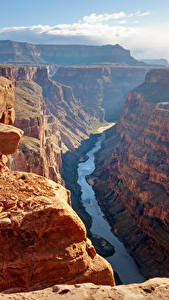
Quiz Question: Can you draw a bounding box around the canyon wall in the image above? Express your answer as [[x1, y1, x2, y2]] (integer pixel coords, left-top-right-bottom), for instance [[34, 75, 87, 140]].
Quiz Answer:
[[0, 65, 93, 183], [0, 64, 150, 187], [0, 76, 115, 292], [53, 65, 150, 121], [92, 68, 169, 278]]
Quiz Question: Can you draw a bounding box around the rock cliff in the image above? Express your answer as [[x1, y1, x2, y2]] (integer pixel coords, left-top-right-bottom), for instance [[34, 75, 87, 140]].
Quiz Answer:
[[0, 64, 150, 185], [0, 76, 115, 291], [92, 68, 169, 278], [0, 65, 92, 183], [0, 41, 143, 65], [52, 65, 150, 121]]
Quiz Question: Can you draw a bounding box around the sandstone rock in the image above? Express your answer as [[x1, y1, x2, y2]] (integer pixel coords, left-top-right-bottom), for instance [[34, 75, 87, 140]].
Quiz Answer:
[[0, 278, 168, 299], [0, 169, 114, 291], [0, 124, 23, 155], [0, 76, 15, 125], [0, 66, 91, 184]]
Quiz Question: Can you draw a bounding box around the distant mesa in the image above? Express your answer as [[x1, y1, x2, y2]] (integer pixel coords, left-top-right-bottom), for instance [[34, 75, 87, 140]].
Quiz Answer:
[[0, 40, 144, 66]]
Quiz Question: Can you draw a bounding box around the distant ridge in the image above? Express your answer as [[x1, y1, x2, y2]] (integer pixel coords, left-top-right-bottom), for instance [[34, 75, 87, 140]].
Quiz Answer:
[[0, 40, 144, 66], [141, 58, 169, 66]]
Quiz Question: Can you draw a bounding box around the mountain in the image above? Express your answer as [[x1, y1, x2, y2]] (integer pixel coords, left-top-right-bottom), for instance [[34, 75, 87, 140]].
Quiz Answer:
[[0, 40, 144, 66], [91, 68, 169, 278]]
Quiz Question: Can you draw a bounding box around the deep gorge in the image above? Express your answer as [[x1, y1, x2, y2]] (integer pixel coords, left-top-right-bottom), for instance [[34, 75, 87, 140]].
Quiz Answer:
[[0, 43, 169, 296]]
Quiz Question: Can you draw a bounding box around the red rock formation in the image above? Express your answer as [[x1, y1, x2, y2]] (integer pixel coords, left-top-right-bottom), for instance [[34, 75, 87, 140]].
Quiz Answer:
[[92, 68, 169, 278], [0, 73, 115, 292], [0, 124, 23, 154], [0, 278, 169, 299], [0, 66, 91, 184], [0, 168, 114, 291], [0, 64, 151, 183]]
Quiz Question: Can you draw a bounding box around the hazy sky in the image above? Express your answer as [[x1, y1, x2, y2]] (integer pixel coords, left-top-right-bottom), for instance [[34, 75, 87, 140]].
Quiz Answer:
[[1, 0, 169, 60]]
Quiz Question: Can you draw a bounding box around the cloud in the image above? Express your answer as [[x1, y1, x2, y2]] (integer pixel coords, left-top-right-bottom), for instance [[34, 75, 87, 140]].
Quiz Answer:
[[83, 12, 126, 23], [135, 11, 150, 17], [118, 20, 127, 24], [0, 10, 168, 60], [82, 11, 150, 23]]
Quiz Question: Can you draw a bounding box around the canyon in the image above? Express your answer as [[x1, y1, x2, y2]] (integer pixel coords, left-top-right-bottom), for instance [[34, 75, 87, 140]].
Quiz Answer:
[[92, 68, 169, 279], [0, 41, 169, 298], [0, 76, 115, 292]]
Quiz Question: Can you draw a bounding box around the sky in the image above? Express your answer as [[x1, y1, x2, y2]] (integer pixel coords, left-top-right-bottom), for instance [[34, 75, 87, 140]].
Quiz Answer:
[[0, 0, 169, 60]]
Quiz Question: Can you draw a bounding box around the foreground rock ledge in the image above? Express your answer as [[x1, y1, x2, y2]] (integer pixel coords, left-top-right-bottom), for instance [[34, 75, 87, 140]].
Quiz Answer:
[[0, 278, 169, 300], [0, 169, 114, 291], [0, 123, 23, 155]]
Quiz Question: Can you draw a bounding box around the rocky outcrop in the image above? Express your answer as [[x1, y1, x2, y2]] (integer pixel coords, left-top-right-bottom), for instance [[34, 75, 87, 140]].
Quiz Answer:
[[0, 278, 169, 299], [0, 73, 115, 291], [0, 124, 23, 154], [52, 65, 151, 121], [92, 68, 169, 278], [0, 41, 144, 66], [0, 168, 114, 291]]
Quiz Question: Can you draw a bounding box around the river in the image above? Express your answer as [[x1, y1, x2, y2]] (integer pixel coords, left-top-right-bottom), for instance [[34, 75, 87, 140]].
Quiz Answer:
[[77, 133, 145, 284]]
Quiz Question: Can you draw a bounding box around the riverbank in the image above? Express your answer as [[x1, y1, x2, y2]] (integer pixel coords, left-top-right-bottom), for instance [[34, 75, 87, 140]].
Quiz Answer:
[[77, 133, 145, 284], [62, 125, 116, 253]]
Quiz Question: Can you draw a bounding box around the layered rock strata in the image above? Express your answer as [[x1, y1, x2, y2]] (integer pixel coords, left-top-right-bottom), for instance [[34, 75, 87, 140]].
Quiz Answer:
[[92, 68, 169, 278], [52, 65, 150, 121], [0, 66, 93, 183], [0, 76, 114, 291], [0, 41, 143, 65], [0, 64, 151, 184]]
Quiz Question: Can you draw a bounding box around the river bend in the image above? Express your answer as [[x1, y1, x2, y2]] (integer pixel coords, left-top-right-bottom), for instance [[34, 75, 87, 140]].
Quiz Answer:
[[77, 134, 145, 284]]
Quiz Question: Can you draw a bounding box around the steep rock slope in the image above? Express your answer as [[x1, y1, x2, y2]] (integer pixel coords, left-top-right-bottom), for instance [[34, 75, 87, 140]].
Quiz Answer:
[[52, 65, 150, 121], [0, 76, 115, 292], [0, 41, 143, 65], [92, 68, 169, 278], [0, 66, 93, 183]]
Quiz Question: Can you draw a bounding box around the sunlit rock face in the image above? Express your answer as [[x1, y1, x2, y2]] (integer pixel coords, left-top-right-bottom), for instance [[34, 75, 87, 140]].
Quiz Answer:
[[0, 65, 93, 184], [92, 68, 169, 278], [0, 74, 115, 292]]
